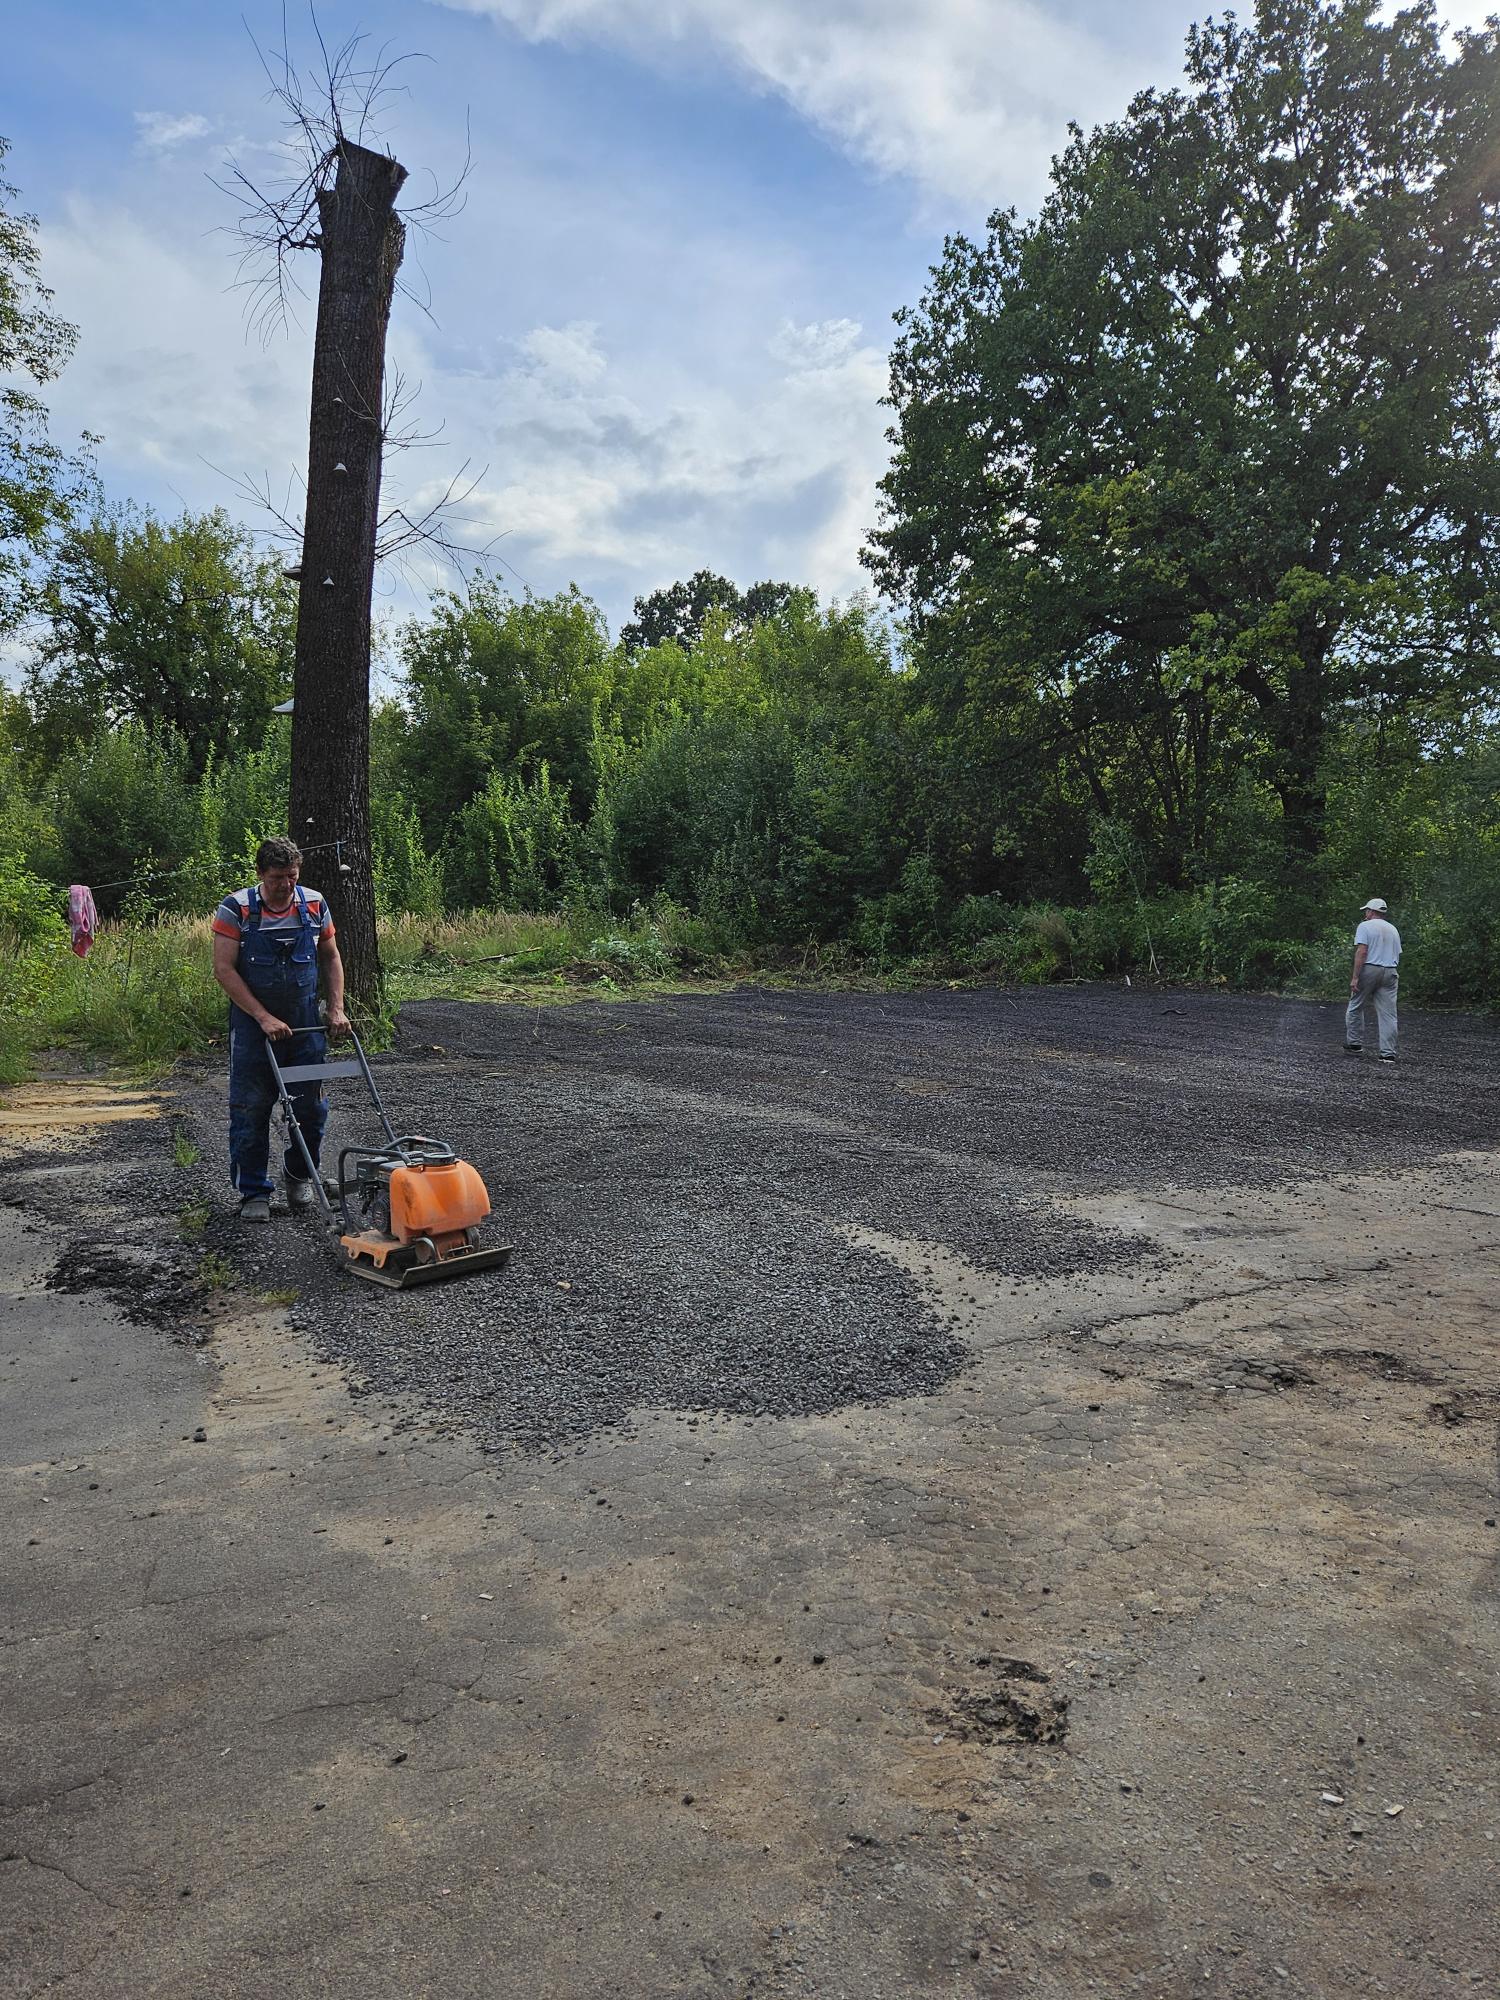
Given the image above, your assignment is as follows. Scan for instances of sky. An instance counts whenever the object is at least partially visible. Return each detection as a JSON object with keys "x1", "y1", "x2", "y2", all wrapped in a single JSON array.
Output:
[{"x1": 5, "y1": 0, "x2": 1496, "y2": 639}]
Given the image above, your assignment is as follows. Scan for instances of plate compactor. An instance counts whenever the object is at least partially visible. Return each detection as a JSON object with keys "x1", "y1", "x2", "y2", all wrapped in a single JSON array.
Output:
[{"x1": 267, "y1": 1025, "x2": 512, "y2": 1289}]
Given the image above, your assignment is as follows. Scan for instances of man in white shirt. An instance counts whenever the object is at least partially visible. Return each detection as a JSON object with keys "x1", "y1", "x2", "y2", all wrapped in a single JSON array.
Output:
[{"x1": 1344, "y1": 897, "x2": 1402, "y2": 1063}]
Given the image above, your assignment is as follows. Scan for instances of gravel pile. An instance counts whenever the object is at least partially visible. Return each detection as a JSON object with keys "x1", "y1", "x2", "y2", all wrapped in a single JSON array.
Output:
[
  {"x1": 286, "y1": 1189, "x2": 969, "y2": 1451},
  {"x1": 25, "y1": 983, "x2": 1500, "y2": 1454}
]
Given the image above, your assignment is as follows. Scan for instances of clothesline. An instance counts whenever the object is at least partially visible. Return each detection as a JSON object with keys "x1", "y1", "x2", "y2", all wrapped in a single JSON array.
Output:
[
  {"x1": 66, "y1": 839, "x2": 362, "y2": 956},
  {"x1": 82, "y1": 837, "x2": 359, "y2": 898}
]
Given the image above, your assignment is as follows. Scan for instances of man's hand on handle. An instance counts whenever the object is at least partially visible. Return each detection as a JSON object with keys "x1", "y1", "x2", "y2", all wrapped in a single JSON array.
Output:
[{"x1": 262, "y1": 1008, "x2": 350, "y2": 1042}]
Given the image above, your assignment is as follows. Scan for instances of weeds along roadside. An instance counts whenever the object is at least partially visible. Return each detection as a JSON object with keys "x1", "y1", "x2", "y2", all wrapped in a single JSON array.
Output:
[
  {"x1": 0, "y1": 899, "x2": 977, "y2": 1086},
  {"x1": 0, "y1": 916, "x2": 226, "y2": 1083},
  {"x1": 0, "y1": 890, "x2": 1471, "y2": 1087},
  {"x1": 0, "y1": 903, "x2": 751, "y2": 1082}
]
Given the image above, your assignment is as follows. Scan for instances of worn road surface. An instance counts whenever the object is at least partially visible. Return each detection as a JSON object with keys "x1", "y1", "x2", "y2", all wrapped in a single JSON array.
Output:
[{"x1": 2, "y1": 986, "x2": 1498, "y2": 1999}]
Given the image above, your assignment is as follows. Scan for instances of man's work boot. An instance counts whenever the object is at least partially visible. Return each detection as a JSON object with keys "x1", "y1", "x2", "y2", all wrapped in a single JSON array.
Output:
[
  {"x1": 285, "y1": 1172, "x2": 316, "y2": 1211},
  {"x1": 239, "y1": 1196, "x2": 272, "y2": 1225}
]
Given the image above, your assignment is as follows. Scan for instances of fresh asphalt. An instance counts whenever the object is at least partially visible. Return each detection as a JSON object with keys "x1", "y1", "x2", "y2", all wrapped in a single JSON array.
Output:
[{"x1": 182, "y1": 982, "x2": 1500, "y2": 1456}]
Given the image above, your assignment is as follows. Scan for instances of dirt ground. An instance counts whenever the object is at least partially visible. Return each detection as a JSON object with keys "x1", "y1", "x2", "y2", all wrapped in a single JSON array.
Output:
[{"x1": 2, "y1": 985, "x2": 1498, "y2": 1999}]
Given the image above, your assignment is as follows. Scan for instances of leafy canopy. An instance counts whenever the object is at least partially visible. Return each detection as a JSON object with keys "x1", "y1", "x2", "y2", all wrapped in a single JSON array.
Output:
[
  {"x1": 619, "y1": 569, "x2": 801, "y2": 654},
  {"x1": 27, "y1": 504, "x2": 295, "y2": 767},
  {"x1": 867, "y1": 0, "x2": 1500, "y2": 867},
  {"x1": 0, "y1": 136, "x2": 92, "y2": 632},
  {"x1": 396, "y1": 581, "x2": 615, "y2": 834}
]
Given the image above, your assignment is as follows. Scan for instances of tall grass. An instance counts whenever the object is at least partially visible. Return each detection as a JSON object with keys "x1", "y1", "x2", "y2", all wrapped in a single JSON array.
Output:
[
  {"x1": 2, "y1": 887, "x2": 1428, "y2": 1084},
  {"x1": 383, "y1": 902, "x2": 737, "y2": 1001},
  {"x1": 0, "y1": 902, "x2": 745, "y2": 1076},
  {"x1": 13, "y1": 917, "x2": 227, "y2": 1072}
]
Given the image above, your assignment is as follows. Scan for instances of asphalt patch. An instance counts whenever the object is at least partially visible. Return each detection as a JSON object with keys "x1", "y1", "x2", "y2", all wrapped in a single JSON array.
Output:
[
  {"x1": 1317, "y1": 1346, "x2": 1441, "y2": 1386},
  {"x1": 0, "y1": 1125, "x2": 216, "y2": 1346},
  {"x1": 16, "y1": 982, "x2": 1500, "y2": 1457},
  {"x1": 45, "y1": 1240, "x2": 211, "y2": 1339}
]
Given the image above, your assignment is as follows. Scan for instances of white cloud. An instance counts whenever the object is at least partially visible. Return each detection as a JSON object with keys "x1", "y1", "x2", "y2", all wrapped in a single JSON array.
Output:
[
  {"x1": 769, "y1": 318, "x2": 864, "y2": 370},
  {"x1": 518, "y1": 320, "x2": 609, "y2": 387},
  {"x1": 437, "y1": 0, "x2": 1150, "y2": 210},
  {"x1": 420, "y1": 311, "x2": 891, "y2": 607},
  {"x1": 437, "y1": 2, "x2": 1500, "y2": 213},
  {"x1": 132, "y1": 111, "x2": 214, "y2": 153},
  {"x1": 38, "y1": 196, "x2": 312, "y2": 506},
  {"x1": 36, "y1": 192, "x2": 892, "y2": 627}
]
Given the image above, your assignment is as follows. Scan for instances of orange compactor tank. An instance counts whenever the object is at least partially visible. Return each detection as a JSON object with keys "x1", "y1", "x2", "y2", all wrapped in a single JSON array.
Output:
[
  {"x1": 265, "y1": 1026, "x2": 512, "y2": 1289},
  {"x1": 337, "y1": 1144, "x2": 505, "y2": 1288}
]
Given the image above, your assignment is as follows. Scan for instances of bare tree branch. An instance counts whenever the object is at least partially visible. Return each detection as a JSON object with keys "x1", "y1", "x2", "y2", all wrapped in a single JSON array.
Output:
[
  {"x1": 210, "y1": 5, "x2": 483, "y2": 580},
  {"x1": 212, "y1": 7, "x2": 470, "y2": 344}
]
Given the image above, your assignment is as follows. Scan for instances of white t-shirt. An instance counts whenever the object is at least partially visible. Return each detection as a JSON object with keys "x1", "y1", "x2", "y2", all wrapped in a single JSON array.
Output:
[{"x1": 1354, "y1": 917, "x2": 1401, "y2": 966}]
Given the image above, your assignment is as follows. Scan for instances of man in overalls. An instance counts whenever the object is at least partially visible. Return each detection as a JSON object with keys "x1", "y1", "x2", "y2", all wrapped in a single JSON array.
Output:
[{"x1": 211, "y1": 837, "x2": 350, "y2": 1223}]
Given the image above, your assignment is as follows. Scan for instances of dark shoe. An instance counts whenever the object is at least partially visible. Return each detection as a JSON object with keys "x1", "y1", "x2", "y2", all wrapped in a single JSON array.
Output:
[
  {"x1": 239, "y1": 1196, "x2": 271, "y2": 1225},
  {"x1": 1343, "y1": 1044, "x2": 1362, "y2": 1054},
  {"x1": 1378, "y1": 1054, "x2": 1398, "y2": 1063}
]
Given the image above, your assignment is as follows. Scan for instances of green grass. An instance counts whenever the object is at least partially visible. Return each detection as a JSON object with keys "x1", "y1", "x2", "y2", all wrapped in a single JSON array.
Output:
[
  {"x1": 5, "y1": 916, "x2": 226, "y2": 1074},
  {"x1": 381, "y1": 904, "x2": 747, "y2": 1011},
  {"x1": 0, "y1": 904, "x2": 753, "y2": 1078},
  {"x1": 198, "y1": 1250, "x2": 237, "y2": 1290},
  {"x1": 179, "y1": 1198, "x2": 210, "y2": 1241},
  {"x1": 11, "y1": 897, "x2": 1217, "y2": 1083}
]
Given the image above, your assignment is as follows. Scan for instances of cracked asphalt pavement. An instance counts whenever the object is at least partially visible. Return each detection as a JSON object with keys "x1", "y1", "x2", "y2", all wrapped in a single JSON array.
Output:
[{"x1": 2, "y1": 984, "x2": 1498, "y2": 1998}]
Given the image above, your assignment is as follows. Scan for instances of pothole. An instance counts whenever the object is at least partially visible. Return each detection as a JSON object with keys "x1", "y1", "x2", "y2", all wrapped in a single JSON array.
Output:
[
  {"x1": 1216, "y1": 1357, "x2": 1317, "y2": 1393},
  {"x1": 930, "y1": 1661, "x2": 1069, "y2": 1748},
  {"x1": 1427, "y1": 1389, "x2": 1500, "y2": 1427}
]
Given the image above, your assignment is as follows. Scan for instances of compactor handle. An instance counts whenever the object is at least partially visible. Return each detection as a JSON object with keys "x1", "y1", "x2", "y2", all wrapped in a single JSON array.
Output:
[{"x1": 264, "y1": 1022, "x2": 398, "y2": 1147}]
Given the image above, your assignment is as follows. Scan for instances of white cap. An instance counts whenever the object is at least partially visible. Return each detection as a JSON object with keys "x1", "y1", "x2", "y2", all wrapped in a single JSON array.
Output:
[{"x1": 1362, "y1": 896, "x2": 1388, "y2": 913}]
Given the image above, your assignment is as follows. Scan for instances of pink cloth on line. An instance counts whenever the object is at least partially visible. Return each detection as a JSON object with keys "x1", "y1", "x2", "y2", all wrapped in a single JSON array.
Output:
[{"x1": 68, "y1": 884, "x2": 98, "y2": 958}]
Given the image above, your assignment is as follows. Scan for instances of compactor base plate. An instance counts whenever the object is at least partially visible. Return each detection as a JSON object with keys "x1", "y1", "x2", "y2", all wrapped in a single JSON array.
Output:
[{"x1": 339, "y1": 1239, "x2": 514, "y2": 1289}]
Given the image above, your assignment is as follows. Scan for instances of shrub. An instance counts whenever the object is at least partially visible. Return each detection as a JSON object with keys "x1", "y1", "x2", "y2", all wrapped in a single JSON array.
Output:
[
  {"x1": 211, "y1": 730, "x2": 293, "y2": 887},
  {"x1": 440, "y1": 764, "x2": 583, "y2": 911},
  {"x1": 373, "y1": 793, "x2": 443, "y2": 917},
  {"x1": 42, "y1": 918, "x2": 226, "y2": 1066},
  {"x1": 849, "y1": 853, "x2": 946, "y2": 964},
  {"x1": 958, "y1": 902, "x2": 1080, "y2": 984},
  {"x1": 588, "y1": 924, "x2": 672, "y2": 979},
  {"x1": 50, "y1": 724, "x2": 200, "y2": 913}
]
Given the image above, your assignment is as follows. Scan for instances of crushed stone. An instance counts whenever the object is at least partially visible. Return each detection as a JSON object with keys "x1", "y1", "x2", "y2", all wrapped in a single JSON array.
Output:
[{"x1": 10, "y1": 983, "x2": 1499, "y2": 1455}]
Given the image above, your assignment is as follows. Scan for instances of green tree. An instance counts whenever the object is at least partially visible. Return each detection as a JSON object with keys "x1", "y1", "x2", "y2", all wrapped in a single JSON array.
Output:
[
  {"x1": 396, "y1": 581, "x2": 614, "y2": 835},
  {"x1": 209, "y1": 723, "x2": 292, "y2": 882},
  {"x1": 619, "y1": 570, "x2": 800, "y2": 653},
  {"x1": 601, "y1": 599, "x2": 912, "y2": 934},
  {"x1": 868, "y1": 0, "x2": 1500, "y2": 891},
  {"x1": 28, "y1": 505, "x2": 295, "y2": 768},
  {"x1": 49, "y1": 723, "x2": 200, "y2": 910},
  {"x1": 0, "y1": 136, "x2": 93, "y2": 632},
  {"x1": 440, "y1": 764, "x2": 582, "y2": 911}
]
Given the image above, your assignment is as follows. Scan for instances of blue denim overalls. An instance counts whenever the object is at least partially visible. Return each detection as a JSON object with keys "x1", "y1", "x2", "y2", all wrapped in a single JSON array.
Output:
[{"x1": 227, "y1": 885, "x2": 329, "y2": 1200}]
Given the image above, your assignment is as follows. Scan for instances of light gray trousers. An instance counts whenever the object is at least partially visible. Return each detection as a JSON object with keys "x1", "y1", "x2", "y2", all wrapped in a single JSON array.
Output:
[{"x1": 1346, "y1": 965, "x2": 1399, "y2": 1057}]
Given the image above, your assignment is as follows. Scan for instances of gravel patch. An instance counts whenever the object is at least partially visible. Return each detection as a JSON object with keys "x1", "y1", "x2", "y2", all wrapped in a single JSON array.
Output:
[{"x1": 18, "y1": 983, "x2": 1500, "y2": 1455}]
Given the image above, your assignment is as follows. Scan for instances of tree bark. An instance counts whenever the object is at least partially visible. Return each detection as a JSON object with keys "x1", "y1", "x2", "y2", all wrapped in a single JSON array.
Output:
[
  {"x1": 1267, "y1": 649, "x2": 1329, "y2": 892},
  {"x1": 288, "y1": 140, "x2": 407, "y2": 1015}
]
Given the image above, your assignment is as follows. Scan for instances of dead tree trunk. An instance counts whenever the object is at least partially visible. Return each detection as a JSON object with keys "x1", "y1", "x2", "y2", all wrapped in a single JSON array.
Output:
[{"x1": 288, "y1": 139, "x2": 407, "y2": 1015}]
